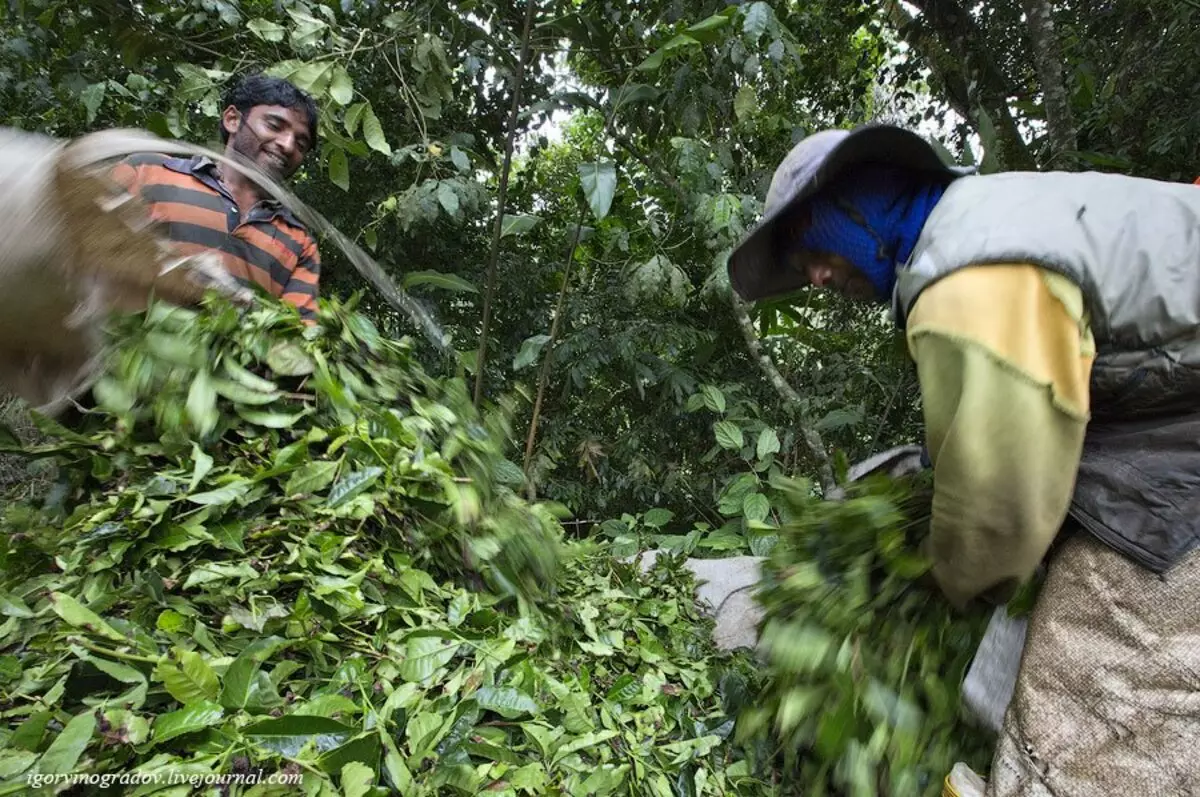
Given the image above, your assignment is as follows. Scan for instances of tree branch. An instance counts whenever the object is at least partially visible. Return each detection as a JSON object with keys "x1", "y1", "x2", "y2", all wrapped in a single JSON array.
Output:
[
  {"x1": 522, "y1": 204, "x2": 587, "y2": 500},
  {"x1": 882, "y1": 0, "x2": 973, "y2": 123},
  {"x1": 611, "y1": 131, "x2": 688, "y2": 203},
  {"x1": 902, "y1": 0, "x2": 1037, "y2": 171},
  {"x1": 473, "y1": 0, "x2": 538, "y2": 407},
  {"x1": 732, "y1": 295, "x2": 836, "y2": 494}
]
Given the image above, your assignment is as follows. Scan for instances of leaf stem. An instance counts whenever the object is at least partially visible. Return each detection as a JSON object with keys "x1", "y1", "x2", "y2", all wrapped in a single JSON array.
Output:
[{"x1": 70, "y1": 638, "x2": 160, "y2": 665}]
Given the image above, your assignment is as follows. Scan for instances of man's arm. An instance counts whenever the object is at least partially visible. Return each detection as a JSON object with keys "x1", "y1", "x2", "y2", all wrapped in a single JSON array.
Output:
[
  {"x1": 280, "y1": 237, "x2": 320, "y2": 323},
  {"x1": 905, "y1": 265, "x2": 1095, "y2": 607}
]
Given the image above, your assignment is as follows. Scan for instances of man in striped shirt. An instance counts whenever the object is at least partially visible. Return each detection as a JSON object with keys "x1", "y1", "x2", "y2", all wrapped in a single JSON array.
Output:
[{"x1": 111, "y1": 74, "x2": 322, "y2": 321}]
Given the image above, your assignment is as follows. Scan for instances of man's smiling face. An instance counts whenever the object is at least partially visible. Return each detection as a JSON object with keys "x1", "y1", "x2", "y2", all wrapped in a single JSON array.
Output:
[{"x1": 224, "y1": 104, "x2": 313, "y2": 181}]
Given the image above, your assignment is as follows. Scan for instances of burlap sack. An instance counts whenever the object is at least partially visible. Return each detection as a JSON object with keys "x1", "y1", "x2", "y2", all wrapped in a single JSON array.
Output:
[
  {"x1": 0, "y1": 128, "x2": 249, "y2": 415},
  {"x1": 987, "y1": 534, "x2": 1200, "y2": 796}
]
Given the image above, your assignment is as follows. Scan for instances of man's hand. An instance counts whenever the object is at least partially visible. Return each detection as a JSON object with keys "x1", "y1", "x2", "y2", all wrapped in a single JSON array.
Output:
[{"x1": 57, "y1": 148, "x2": 253, "y2": 311}]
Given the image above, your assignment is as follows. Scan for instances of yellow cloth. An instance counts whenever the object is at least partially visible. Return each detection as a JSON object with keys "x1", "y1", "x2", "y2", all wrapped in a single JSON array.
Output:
[{"x1": 905, "y1": 266, "x2": 1095, "y2": 607}]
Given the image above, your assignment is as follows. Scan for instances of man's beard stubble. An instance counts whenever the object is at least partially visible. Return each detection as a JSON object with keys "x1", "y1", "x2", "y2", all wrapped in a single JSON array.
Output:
[{"x1": 230, "y1": 123, "x2": 292, "y2": 182}]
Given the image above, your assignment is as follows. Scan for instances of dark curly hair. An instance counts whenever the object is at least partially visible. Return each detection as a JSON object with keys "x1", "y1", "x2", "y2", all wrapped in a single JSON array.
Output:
[{"x1": 219, "y1": 73, "x2": 318, "y2": 150}]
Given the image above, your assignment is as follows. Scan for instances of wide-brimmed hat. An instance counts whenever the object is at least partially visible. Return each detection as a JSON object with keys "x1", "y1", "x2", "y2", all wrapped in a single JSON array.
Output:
[{"x1": 728, "y1": 124, "x2": 966, "y2": 302}]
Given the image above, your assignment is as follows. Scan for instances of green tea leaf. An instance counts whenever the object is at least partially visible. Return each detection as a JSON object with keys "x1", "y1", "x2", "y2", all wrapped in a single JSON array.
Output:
[
  {"x1": 501, "y1": 213, "x2": 540, "y2": 237},
  {"x1": 99, "y1": 709, "x2": 149, "y2": 745},
  {"x1": 701, "y1": 385, "x2": 726, "y2": 414},
  {"x1": 212, "y1": 378, "x2": 282, "y2": 405},
  {"x1": 436, "y1": 181, "x2": 460, "y2": 216},
  {"x1": 401, "y1": 270, "x2": 478, "y2": 294},
  {"x1": 183, "y1": 561, "x2": 258, "y2": 589},
  {"x1": 340, "y1": 761, "x2": 374, "y2": 797},
  {"x1": 0, "y1": 590, "x2": 33, "y2": 618},
  {"x1": 34, "y1": 711, "x2": 95, "y2": 775},
  {"x1": 513, "y1": 334, "x2": 551, "y2": 371},
  {"x1": 714, "y1": 421, "x2": 744, "y2": 451},
  {"x1": 743, "y1": 2, "x2": 771, "y2": 40},
  {"x1": 151, "y1": 700, "x2": 224, "y2": 744},
  {"x1": 0, "y1": 750, "x2": 37, "y2": 778},
  {"x1": 294, "y1": 693, "x2": 361, "y2": 718},
  {"x1": 285, "y1": 460, "x2": 339, "y2": 496},
  {"x1": 474, "y1": 686, "x2": 539, "y2": 719},
  {"x1": 636, "y1": 34, "x2": 699, "y2": 72},
  {"x1": 381, "y1": 730, "x2": 413, "y2": 792},
  {"x1": 328, "y1": 148, "x2": 350, "y2": 191},
  {"x1": 187, "y1": 480, "x2": 250, "y2": 506},
  {"x1": 155, "y1": 649, "x2": 219, "y2": 704},
  {"x1": 156, "y1": 609, "x2": 188, "y2": 633},
  {"x1": 48, "y1": 592, "x2": 127, "y2": 642},
  {"x1": 642, "y1": 508, "x2": 674, "y2": 528},
  {"x1": 236, "y1": 407, "x2": 310, "y2": 428},
  {"x1": 79, "y1": 82, "x2": 106, "y2": 124},
  {"x1": 361, "y1": 103, "x2": 391, "y2": 156},
  {"x1": 742, "y1": 493, "x2": 770, "y2": 524},
  {"x1": 219, "y1": 637, "x2": 289, "y2": 710},
  {"x1": 9, "y1": 712, "x2": 52, "y2": 752},
  {"x1": 327, "y1": 466, "x2": 383, "y2": 508},
  {"x1": 243, "y1": 715, "x2": 356, "y2": 758},
  {"x1": 188, "y1": 442, "x2": 214, "y2": 492},
  {"x1": 612, "y1": 83, "x2": 659, "y2": 108},
  {"x1": 756, "y1": 428, "x2": 781, "y2": 460},
  {"x1": 551, "y1": 730, "x2": 619, "y2": 766},
  {"x1": 267, "y1": 342, "x2": 316, "y2": 376},
  {"x1": 84, "y1": 653, "x2": 146, "y2": 686},
  {"x1": 247, "y1": 18, "x2": 286, "y2": 42},
  {"x1": 397, "y1": 636, "x2": 458, "y2": 683},
  {"x1": 686, "y1": 13, "x2": 732, "y2": 40},
  {"x1": 816, "y1": 406, "x2": 864, "y2": 432},
  {"x1": 329, "y1": 64, "x2": 354, "y2": 105},
  {"x1": 228, "y1": 602, "x2": 288, "y2": 632},
  {"x1": 344, "y1": 102, "x2": 367, "y2": 136},
  {"x1": 186, "y1": 369, "x2": 219, "y2": 437}
]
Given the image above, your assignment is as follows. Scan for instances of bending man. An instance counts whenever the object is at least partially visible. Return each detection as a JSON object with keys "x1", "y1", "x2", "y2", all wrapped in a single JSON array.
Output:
[{"x1": 728, "y1": 124, "x2": 1200, "y2": 795}]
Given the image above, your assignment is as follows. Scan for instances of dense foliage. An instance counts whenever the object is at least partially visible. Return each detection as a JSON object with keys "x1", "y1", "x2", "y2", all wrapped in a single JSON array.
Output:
[
  {"x1": 4, "y1": 0, "x2": 1191, "y2": 524},
  {"x1": 0, "y1": 1, "x2": 1191, "y2": 794}
]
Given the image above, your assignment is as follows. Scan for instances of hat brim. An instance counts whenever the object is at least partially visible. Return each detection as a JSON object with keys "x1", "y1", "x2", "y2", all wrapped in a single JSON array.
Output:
[{"x1": 728, "y1": 125, "x2": 962, "y2": 303}]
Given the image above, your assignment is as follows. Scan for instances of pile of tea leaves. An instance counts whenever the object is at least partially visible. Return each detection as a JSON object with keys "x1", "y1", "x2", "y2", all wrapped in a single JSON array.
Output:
[
  {"x1": 735, "y1": 472, "x2": 996, "y2": 797},
  {"x1": 0, "y1": 296, "x2": 772, "y2": 796}
]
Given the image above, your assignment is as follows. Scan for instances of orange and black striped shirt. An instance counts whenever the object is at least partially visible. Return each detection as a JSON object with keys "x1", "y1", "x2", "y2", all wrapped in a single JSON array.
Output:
[{"x1": 111, "y1": 154, "x2": 320, "y2": 320}]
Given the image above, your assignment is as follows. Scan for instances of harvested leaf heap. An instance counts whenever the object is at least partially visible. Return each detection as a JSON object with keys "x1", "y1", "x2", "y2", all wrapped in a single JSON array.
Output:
[
  {"x1": 0, "y1": 296, "x2": 768, "y2": 796},
  {"x1": 0, "y1": 294, "x2": 1003, "y2": 797},
  {"x1": 739, "y1": 474, "x2": 996, "y2": 797}
]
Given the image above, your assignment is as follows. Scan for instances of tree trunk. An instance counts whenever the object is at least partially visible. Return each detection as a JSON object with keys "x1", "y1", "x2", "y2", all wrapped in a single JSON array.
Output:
[
  {"x1": 1019, "y1": 0, "x2": 1078, "y2": 167},
  {"x1": 900, "y1": 0, "x2": 1037, "y2": 172},
  {"x1": 882, "y1": 0, "x2": 973, "y2": 124}
]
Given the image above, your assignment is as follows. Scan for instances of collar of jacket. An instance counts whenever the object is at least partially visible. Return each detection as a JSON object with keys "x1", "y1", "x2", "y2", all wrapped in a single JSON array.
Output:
[{"x1": 162, "y1": 154, "x2": 307, "y2": 231}]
